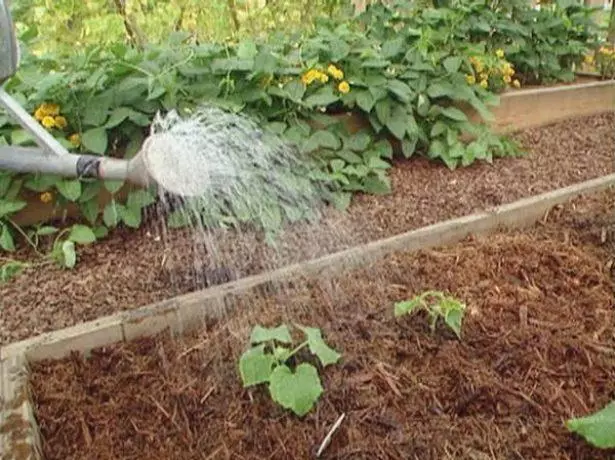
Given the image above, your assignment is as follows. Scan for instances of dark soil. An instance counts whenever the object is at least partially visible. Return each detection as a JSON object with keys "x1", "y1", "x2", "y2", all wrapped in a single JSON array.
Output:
[
  {"x1": 29, "y1": 186, "x2": 615, "y2": 460},
  {"x1": 1, "y1": 113, "x2": 614, "y2": 345}
]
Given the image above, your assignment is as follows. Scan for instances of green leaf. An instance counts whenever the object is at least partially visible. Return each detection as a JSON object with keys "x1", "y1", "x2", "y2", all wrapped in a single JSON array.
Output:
[
  {"x1": 296, "y1": 325, "x2": 341, "y2": 366},
  {"x1": 363, "y1": 175, "x2": 391, "y2": 195},
  {"x1": 80, "y1": 200, "x2": 99, "y2": 225},
  {"x1": 430, "y1": 121, "x2": 449, "y2": 138},
  {"x1": 127, "y1": 190, "x2": 156, "y2": 211},
  {"x1": 236, "y1": 41, "x2": 258, "y2": 59},
  {"x1": 250, "y1": 325, "x2": 293, "y2": 345},
  {"x1": 104, "y1": 180, "x2": 124, "y2": 194},
  {"x1": 394, "y1": 299, "x2": 421, "y2": 317},
  {"x1": 268, "y1": 363, "x2": 323, "y2": 417},
  {"x1": 386, "y1": 106, "x2": 408, "y2": 140},
  {"x1": 82, "y1": 96, "x2": 110, "y2": 126},
  {"x1": 367, "y1": 157, "x2": 391, "y2": 169},
  {"x1": 0, "y1": 260, "x2": 26, "y2": 283},
  {"x1": 0, "y1": 224, "x2": 15, "y2": 252},
  {"x1": 329, "y1": 38, "x2": 350, "y2": 61},
  {"x1": 93, "y1": 226, "x2": 109, "y2": 239},
  {"x1": 82, "y1": 127, "x2": 108, "y2": 155},
  {"x1": 56, "y1": 180, "x2": 82, "y2": 202},
  {"x1": 373, "y1": 140, "x2": 393, "y2": 159},
  {"x1": 443, "y1": 56, "x2": 463, "y2": 74},
  {"x1": 387, "y1": 80, "x2": 414, "y2": 104},
  {"x1": 356, "y1": 90, "x2": 375, "y2": 112},
  {"x1": 417, "y1": 93, "x2": 430, "y2": 117},
  {"x1": 302, "y1": 130, "x2": 341, "y2": 153},
  {"x1": 78, "y1": 182, "x2": 102, "y2": 203},
  {"x1": 10, "y1": 129, "x2": 35, "y2": 146},
  {"x1": 239, "y1": 344, "x2": 275, "y2": 387},
  {"x1": 444, "y1": 308, "x2": 464, "y2": 339},
  {"x1": 284, "y1": 80, "x2": 305, "y2": 102},
  {"x1": 68, "y1": 225, "x2": 97, "y2": 244},
  {"x1": 35, "y1": 226, "x2": 58, "y2": 236},
  {"x1": 401, "y1": 137, "x2": 418, "y2": 158},
  {"x1": 0, "y1": 200, "x2": 26, "y2": 219},
  {"x1": 254, "y1": 51, "x2": 277, "y2": 74},
  {"x1": 61, "y1": 240, "x2": 76, "y2": 268},
  {"x1": 120, "y1": 205, "x2": 142, "y2": 228},
  {"x1": 105, "y1": 107, "x2": 133, "y2": 129},
  {"x1": 344, "y1": 132, "x2": 371, "y2": 152},
  {"x1": 303, "y1": 86, "x2": 339, "y2": 108},
  {"x1": 103, "y1": 202, "x2": 121, "y2": 227},
  {"x1": 166, "y1": 209, "x2": 192, "y2": 228},
  {"x1": 375, "y1": 99, "x2": 391, "y2": 126},
  {"x1": 428, "y1": 139, "x2": 447, "y2": 159},
  {"x1": 381, "y1": 38, "x2": 405, "y2": 59},
  {"x1": 336, "y1": 150, "x2": 363, "y2": 164},
  {"x1": 440, "y1": 107, "x2": 468, "y2": 122},
  {"x1": 566, "y1": 401, "x2": 615, "y2": 448}
]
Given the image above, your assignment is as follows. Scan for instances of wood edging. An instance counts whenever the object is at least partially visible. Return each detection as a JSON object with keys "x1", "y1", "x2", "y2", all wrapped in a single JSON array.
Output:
[
  {"x1": 2, "y1": 172, "x2": 615, "y2": 459},
  {"x1": 10, "y1": 77, "x2": 615, "y2": 227}
]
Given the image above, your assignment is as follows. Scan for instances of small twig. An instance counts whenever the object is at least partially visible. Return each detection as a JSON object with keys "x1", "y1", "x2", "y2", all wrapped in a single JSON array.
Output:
[
  {"x1": 316, "y1": 413, "x2": 346, "y2": 458},
  {"x1": 177, "y1": 338, "x2": 210, "y2": 359},
  {"x1": 200, "y1": 385, "x2": 216, "y2": 404}
]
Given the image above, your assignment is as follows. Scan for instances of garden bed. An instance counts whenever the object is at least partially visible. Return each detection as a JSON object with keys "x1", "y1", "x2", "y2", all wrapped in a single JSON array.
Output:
[
  {"x1": 17, "y1": 184, "x2": 615, "y2": 459},
  {"x1": 0, "y1": 113, "x2": 613, "y2": 346},
  {"x1": 9, "y1": 75, "x2": 615, "y2": 228}
]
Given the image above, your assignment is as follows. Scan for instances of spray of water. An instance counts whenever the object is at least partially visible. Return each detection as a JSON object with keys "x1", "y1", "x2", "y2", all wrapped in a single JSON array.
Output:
[{"x1": 142, "y1": 105, "x2": 357, "y2": 296}]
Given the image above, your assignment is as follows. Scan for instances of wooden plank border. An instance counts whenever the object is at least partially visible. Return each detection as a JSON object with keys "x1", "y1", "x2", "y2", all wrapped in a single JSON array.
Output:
[{"x1": 2, "y1": 172, "x2": 615, "y2": 458}]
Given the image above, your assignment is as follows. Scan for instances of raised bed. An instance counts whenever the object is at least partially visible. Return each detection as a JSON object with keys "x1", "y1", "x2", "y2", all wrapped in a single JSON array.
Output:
[
  {"x1": 9, "y1": 75, "x2": 615, "y2": 227},
  {"x1": 2, "y1": 172, "x2": 615, "y2": 459}
]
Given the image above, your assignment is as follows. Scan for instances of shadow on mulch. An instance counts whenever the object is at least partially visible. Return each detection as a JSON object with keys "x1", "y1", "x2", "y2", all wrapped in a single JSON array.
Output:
[{"x1": 29, "y1": 188, "x2": 615, "y2": 459}]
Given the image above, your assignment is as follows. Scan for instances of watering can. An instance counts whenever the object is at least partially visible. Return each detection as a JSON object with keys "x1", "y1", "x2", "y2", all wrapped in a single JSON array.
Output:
[{"x1": 0, "y1": 0, "x2": 188, "y2": 196}]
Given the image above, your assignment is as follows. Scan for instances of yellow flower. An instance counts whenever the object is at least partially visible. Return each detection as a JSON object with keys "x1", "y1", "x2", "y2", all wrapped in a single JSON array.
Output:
[
  {"x1": 465, "y1": 74, "x2": 476, "y2": 85},
  {"x1": 495, "y1": 49, "x2": 505, "y2": 58},
  {"x1": 41, "y1": 116, "x2": 56, "y2": 129},
  {"x1": 40, "y1": 192, "x2": 53, "y2": 204},
  {"x1": 42, "y1": 103, "x2": 60, "y2": 116},
  {"x1": 69, "y1": 133, "x2": 81, "y2": 147},
  {"x1": 34, "y1": 107, "x2": 46, "y2": 121},
  {"x1": 327, "y1": 64, "x2": 344, "y2": 80},
  {"x1": 479, "y1": 72, "x2": 488, "y2": 81},
  {"x1": 301, "y1": 69, "x2": 329, "y2": 86},
  {"x1": 479, "y1": 79, "x2": 488, "y2": 89},
  {"x1": 584, "y1": 54, "x2": 594, "y2": 64},
  {"x1": 338, "y1": 81, "x2": 350, "y2": 94},
  {"x1": 513, "y1": 79, "x2": 521, "y2": 88},
  {"x1": 54, "y1": 116, "x2": 68, "y2": 130},
  {"x1": 475, "y1": 62, "x2": 484, "y2": 73},
  {"x1": 503, "y1": 75, "x2": 512, "y2": 83}
]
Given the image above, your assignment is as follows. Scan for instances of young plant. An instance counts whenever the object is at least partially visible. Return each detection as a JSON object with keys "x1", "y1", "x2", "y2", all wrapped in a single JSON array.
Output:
[
  {"x1": 566, "y1": 400, "x2": 615, "y2": 449},
  {"x1": 238, "y1": 323, "x2": 341, "y2": 417},
  {"x1": 394, "y1": 290, "x2": 466, "y2": 339}
]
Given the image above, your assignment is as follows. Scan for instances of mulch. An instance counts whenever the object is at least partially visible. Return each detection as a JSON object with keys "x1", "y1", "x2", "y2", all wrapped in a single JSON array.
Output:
[
  {"x1": 1, "y1": 112, "x2": 614, "y2": 345},
  {"x1": 28, "y1": 185, "x2": 615, "y2": 459}
]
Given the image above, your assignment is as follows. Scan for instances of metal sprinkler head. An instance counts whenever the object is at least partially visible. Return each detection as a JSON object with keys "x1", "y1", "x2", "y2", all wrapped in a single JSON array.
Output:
[{"x1": 138, "y1": 134, "x2": 212, "y2": 198}]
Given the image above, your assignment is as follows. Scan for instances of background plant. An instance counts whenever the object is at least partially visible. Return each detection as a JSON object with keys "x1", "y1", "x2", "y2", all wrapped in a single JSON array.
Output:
[
  {"x1": 238, "y1": 324, "x2": 341, "y2": 416},
  {"x1": 0, "y1": 0, "x2": 602, "y2": 276}
]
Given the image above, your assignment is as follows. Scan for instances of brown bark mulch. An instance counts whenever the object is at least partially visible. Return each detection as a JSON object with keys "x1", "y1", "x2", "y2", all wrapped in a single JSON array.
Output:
[
  {"x1": 1, "y1": 113, "x2": 614, "y2": 345},
  {"x1": 29, "y1": 185, "x2": 615, "y2": 460}
]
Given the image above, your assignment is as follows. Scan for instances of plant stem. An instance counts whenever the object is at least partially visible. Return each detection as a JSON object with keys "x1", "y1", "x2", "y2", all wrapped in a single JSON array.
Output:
[
  {"x1": 7, "y1": 218, "x2": 43, "y2": 256},
  {"x1": 285, "y1": 341, "x2": 308, "y2": 362}
]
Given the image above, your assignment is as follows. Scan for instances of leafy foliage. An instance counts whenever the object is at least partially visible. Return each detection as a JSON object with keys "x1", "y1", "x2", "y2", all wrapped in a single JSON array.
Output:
[
  {"x1": 238, "y1": 323, "x2": 341, "y2": 416},
  {"x1": 566, "y1": 400, "x2": 615, "y2": 449},
  {"x1": 0, "y1": 0, "x2": 600, "y2": 276},
  {"x1": 394, "y1": 290, "x2": 467, "y2": 338}
]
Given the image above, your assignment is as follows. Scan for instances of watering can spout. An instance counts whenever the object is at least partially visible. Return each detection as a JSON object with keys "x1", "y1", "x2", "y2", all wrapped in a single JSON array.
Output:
[{"x1": 0, "y1": 145, "x2": 154, "y2": 187}]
